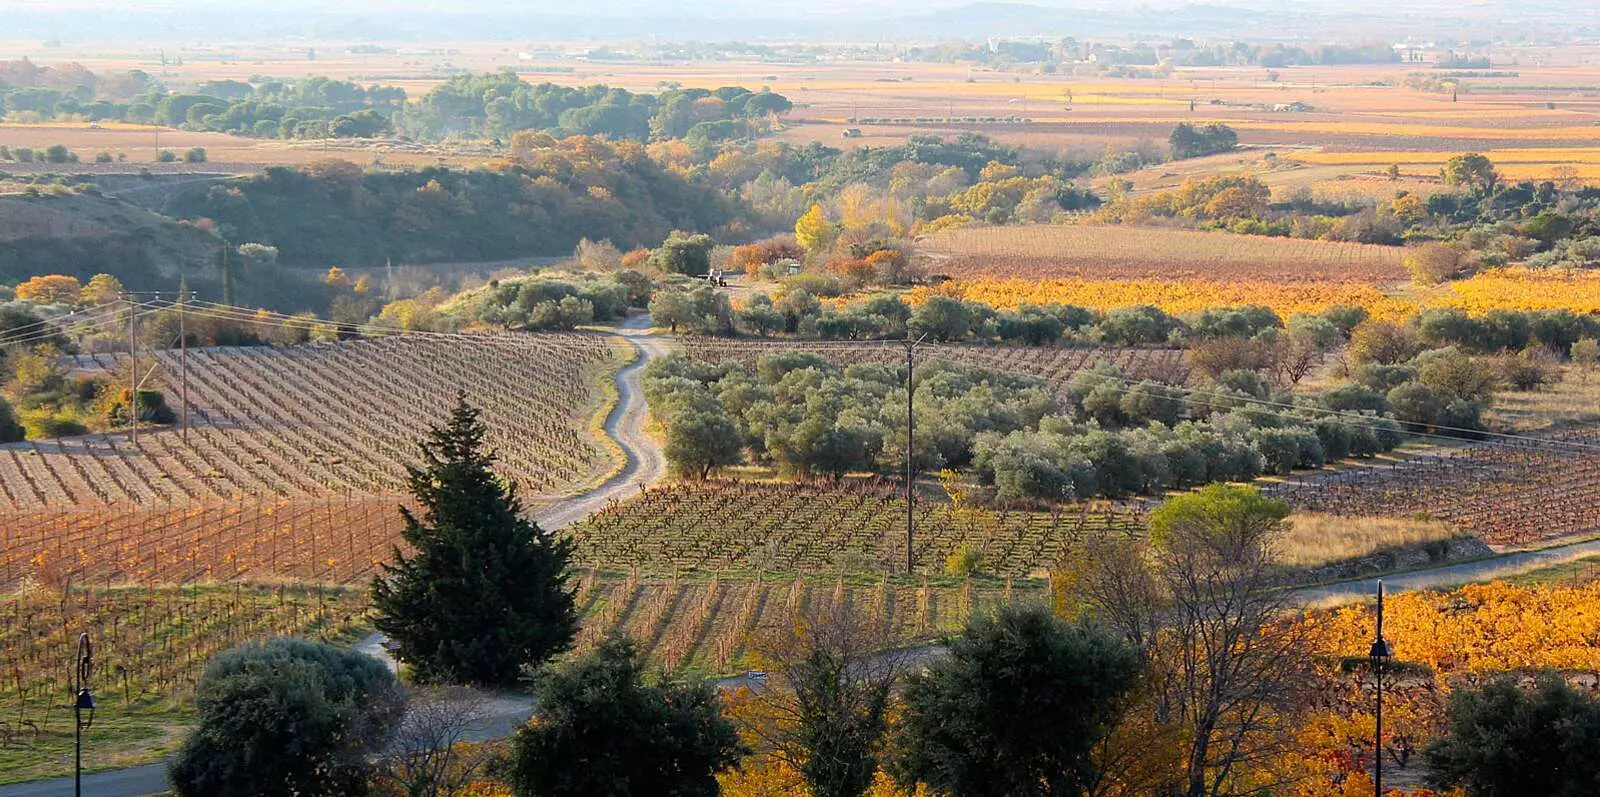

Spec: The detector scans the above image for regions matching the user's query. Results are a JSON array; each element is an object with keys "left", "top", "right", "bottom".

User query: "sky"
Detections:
[{"left": 1, "top": 0, "right": 1595, "bottom": 42}]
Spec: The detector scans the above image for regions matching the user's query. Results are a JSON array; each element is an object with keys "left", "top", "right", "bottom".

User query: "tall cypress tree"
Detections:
[{"left": 372, "top": 394, "right": 577, "bottom": 687}]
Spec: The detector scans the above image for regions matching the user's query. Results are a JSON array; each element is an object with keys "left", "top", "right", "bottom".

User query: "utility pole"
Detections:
[
  {"left": 179, "top": 286, "right": 189, "bottom": 442},
  {"left": 127, "top": 296, "right": 138, "bottom": 444},
  {"left": 903, "top": 334, "right": 926, "bottom": 574}
]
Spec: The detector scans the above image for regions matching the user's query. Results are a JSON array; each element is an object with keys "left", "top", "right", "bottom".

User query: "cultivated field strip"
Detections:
[
  {"left": 2, "top": 584, "right": 369, "bottom": 745},
  {"left": 920, "top": 224, "right": 1409, "bottom": 284},
  {"left": 1, "top": 333, "right": 623, "bottom": 512},
  {"left": 568, "top": 479, "right": 1146, "bottom": 577},
  {"left": 0, "top": 494, "right": 413, "bottom": 590},
  {"left": 569, "top": 570, "right": 1047, "bottom": 673},
  {"left": 679, "top": 338, "right": 1192, "bottom": 388},
  {"left": 1269, "top": 431, "right": 1600, "bottom": 547}
]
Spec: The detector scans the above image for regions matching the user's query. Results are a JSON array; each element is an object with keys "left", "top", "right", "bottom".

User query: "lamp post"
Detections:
[
  {"left": 74, "top": 632, "right": 95, "bottom": 797},
  {"left": 1369, "top": 581, "right": 1394, "bottom": 797}
]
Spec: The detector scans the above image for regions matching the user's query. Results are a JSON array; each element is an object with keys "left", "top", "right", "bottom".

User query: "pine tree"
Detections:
[{"left": 372, "top": 394, "right": 577, "bottom": 687}]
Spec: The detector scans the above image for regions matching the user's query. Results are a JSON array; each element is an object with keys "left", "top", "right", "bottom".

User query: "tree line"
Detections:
[{"left": 641, "top": 352, "right": 1408, "bottom": 501}]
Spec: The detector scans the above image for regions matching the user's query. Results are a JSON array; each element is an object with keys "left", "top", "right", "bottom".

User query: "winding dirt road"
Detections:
[{"left": 535, "top": 312, "right": 670, "bottom": 531}]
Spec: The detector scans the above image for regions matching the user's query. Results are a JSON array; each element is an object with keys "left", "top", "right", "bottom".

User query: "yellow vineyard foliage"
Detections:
[
  {"left": 913, "top": 267, "right": 1600, "bottom": 320},
  {"left": 1306, "top": 580, "right": 1600, "bottom": 674},
  {"left": 1441, "top": 267, "right": 1600, "bottom": 315},
  {"left": 910, "top": 277, "right": 1416, "bottom": 320}
]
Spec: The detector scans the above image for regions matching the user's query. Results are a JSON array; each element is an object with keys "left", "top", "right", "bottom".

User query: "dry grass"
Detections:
[
  {"left": 1278, "top": 513, "right": 1463, "bottom": 568},
  {"left": 0, "top": 122, "right": 495, "bottom": 171},
  {"left": 1488, "top": 367, "right": 1600, "bottom": 434}
]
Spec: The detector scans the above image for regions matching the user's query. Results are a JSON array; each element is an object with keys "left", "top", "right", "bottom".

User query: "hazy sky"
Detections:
[{"left": 3, "top": 0, "right": 1595, "bottom": 42}]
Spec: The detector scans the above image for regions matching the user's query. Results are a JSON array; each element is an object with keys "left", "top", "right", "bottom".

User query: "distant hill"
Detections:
[{"left": 0, "top": 188, "right": 219, "bottom": 290}]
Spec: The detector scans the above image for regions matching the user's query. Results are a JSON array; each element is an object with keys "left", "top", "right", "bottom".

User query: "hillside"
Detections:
[{"left": 0, "top": 188, "right": 219, "bottom": 289}]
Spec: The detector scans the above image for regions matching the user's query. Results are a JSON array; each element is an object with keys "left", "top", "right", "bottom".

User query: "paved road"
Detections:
[{"left": 1296, "top": 536, "right": 1600, "bottom": 607}]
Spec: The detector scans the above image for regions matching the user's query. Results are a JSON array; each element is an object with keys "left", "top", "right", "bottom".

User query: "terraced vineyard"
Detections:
[
  {"left": 567, "top": 479, "right": 1147, "bottom": 577},
  {"left": 1269, "top": 431, "right": 1600, "bottom": 547},
  {"left": 679, "top": 338, "right": 1192, "bottom": 388}
]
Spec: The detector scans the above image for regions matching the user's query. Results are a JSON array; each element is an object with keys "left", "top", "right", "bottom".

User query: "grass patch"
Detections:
[
  {"left": 1278, "top": 513, "right": 1463, "bottom": 569},
  {"left": 1505, "top": 555, "right": 1600, "bottom": 588}
]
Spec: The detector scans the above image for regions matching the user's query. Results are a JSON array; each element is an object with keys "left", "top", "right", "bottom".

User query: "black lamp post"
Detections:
[
  {"left": 1369, "top": 581, "right": 1394, "bottom": 797},
  {"left": 74, "top": 632, "right": 95, "bottom": 797}
]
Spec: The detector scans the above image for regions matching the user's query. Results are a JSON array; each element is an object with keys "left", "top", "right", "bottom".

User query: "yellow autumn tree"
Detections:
[
  {"left": 79, "top": 273, "right": 125, "bottom": 307},
  {"left": 794, "top": 204, "right": 836, "bottom": 252},
  {"left": 15, "top": 275, "right": 82, "bottom": 305}
]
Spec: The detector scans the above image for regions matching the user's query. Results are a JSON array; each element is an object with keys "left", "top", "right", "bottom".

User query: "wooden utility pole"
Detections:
[
  {"left": 127, "top": 295, "right": 138, "bottom": 444},
  {"left": 179, "top": 287, "right": 189, "bottom": 442},
  {"left": 903, "top": 334, "right": 926, "bottom": 574}
]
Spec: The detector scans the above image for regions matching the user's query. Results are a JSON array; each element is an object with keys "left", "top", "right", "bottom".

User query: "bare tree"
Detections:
[
  {"left": 373, "top": 686, "right": 496, "bottom": 797},
  {"left": 739, "top": 600, "right": 907, "bottom": 797},
  {"left": 1067, "top": 486, "right": 1314, "bottom": 797}
]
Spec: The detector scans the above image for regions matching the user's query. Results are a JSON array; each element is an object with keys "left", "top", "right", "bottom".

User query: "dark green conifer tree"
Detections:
[{"left": 372, "top": 393, "right": 577, "bottom": 686}]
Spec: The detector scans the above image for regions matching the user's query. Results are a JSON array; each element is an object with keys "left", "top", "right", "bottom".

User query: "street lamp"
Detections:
[
  {"left": 74, "top": 632, "right": 95, "bottom": 797},
  {"left": 1369, "top": 581, "right": 1394, "bottom": 797}
]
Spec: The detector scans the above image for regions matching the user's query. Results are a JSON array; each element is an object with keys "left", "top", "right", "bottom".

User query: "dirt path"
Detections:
[{"left": 534, "top": 312, "right": 670, "bottom": 531}]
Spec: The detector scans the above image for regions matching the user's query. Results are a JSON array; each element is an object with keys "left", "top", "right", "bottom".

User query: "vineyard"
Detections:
[
  {"left": 28, "top": 332, "right": 624, "bottom": 506},
  {"left": 912, "top": 265, "right": 1600, "bottom": 322},
  {"left": 568, "top": 569, "right": 1041, "bottom": 673},
  {"left": 0, "top": 331, "right": 627, "bottom": 591},
  {"left": 21, "top": 334, "right": 620, "bottom": 508},
  {"left": 919, "top": 224, "right": 1409, "bottom": 284},
  {"left": 913, "top": 275, "right": 1416, "bottom": 321},
  {"left": 1, "top": 494, "right": 413, "bottom": 591},
  {"left": 568, "top": 479, "right": 1146, "bottom": 577},
  {"left": 679, "top": 337, "right": 1193, "bottom": 388},
  {"left": 0, "top": 583, "right": 369, "bottom": 784},
  {"left": 1269, "top": 431, "right": 1600, "bottom": 548}
]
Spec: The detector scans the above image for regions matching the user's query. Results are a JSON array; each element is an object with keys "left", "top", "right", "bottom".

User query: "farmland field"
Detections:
[
  {"left": 913, "top": 275, "right": 1415, "bottom": 320},
  {"left": 13, "top": 44, "right": 1600, "bottom": 180},
  {"left": 1269, "top": 430, "right": 1600, "bottom": 549},
  {"left": 0, "top": 583, "right": 369, "bottom": 784},
  {"left": 919, "top": 223, "right": 1410, "bottom": 283},
  {"left": 0, "top": 331, "right": 627, "bottom": 591},
  {"left": 0, "top": 121, "right": 497, "bottom": 172},
  {"left": 568, "top": 478, "right": 1146, "bottom": 577}
]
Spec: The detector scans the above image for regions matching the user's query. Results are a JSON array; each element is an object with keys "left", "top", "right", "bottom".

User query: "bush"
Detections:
[
  {"left": 1498, "top": 349, "right": 1555, "bottom": 391},
  {"left": 505, "top": 636, "right": 744, "bottom": 797},
  {"left": 887, "top": 605, "right": 1140, "bottom": 796},
  {"left": 184, "top": 147, "right": 208, "bottom": 163},
  {"left": 168, "top": 638, "right": 404, "bottom": 797},
  {"left": 1426, "top": 675, "right": 1600, "bottom": 796},
  {"left": 155, "top": 149, "right": 178, "bottom": 162}
]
